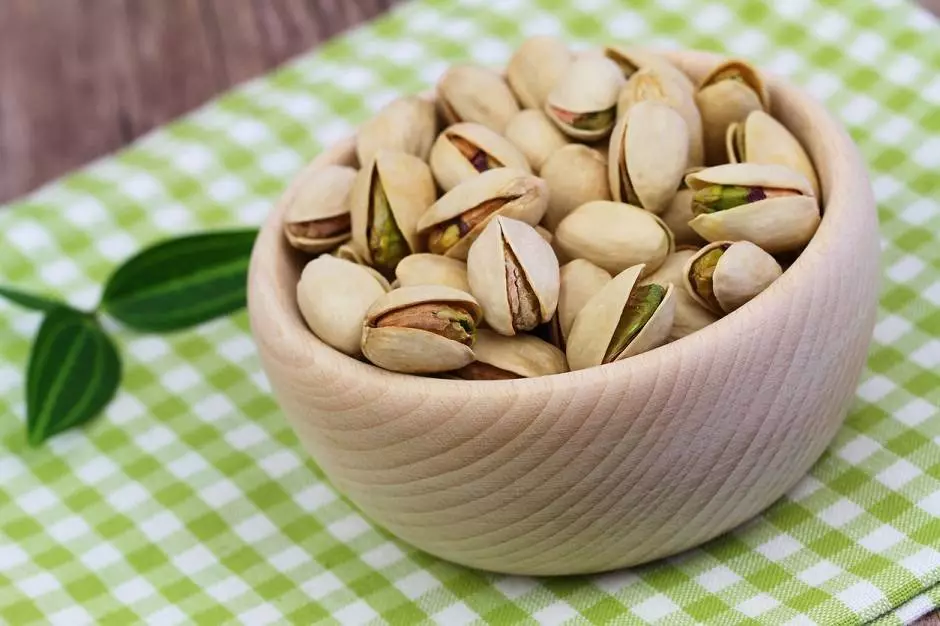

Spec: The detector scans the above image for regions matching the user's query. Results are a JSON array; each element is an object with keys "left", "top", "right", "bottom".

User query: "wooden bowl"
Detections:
[{"left": 247, "top": 49, "right": 880, "bottom": 575}]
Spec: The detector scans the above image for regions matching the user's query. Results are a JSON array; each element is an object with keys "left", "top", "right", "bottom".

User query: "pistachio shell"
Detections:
[
  {"left": 506, "top": 36, "right": 573, "bottom": 109},
  {"left": 603, "top": 46, "right": 695, "bottom": 94},
  {"left": 504, "top": 110, "right": 570, "bottom": 172},
  {"left": 395, "top": 253, "right": 471, "bottom": 292},
  {"left": 333, "top": 241, "right": 369, "bottom": 264},
  {"left": 554, "top": 200, "right": 674, "bottom": 277},
  {"left": 455, "top": 329, "right": 568, "bottom": 378},
  {"left": 659, "top": 169, "right": 706, "bottom": 247},
  {"left": 566, "top": 264, "right": 676, "bottom": 371},
  {"left": 541, "top": 145, "right": 611, "bottom": 231},
  {"left": 545, "top": 55, "right": 625, "bottom": 141},
  {"left": 617, "top": 67, "right": 704, "bottom": 167},
  {"left": 429, "top": 123, "right": 531, "bottom": 192},
  {"left": 356, "top": 97, "right": 437, "bottom": 166},
  {"left": 727, "top": 110, "right": 820, "bottom": 198},
  {"left": 642, "top": 250, "right": 718, "bottom": 340},
  {"left": 361, "top": 285, "right": 482, "bottom": 374},
  {"left": 297, "top": 256, "right": 388, "bottom": 357},
  {"left": 683, "top": 241, "right": 781, "bottom": 314},
  {"left": 608, "top": 100, "right": 689, "bottom": 214},
  {"left": 686, "top": 163, "right": 820, "bottom": 253},
  {"left": 696, "top": 60, "right": 770, "bottom": 164},
  {"left": 437, "top": 65, "right": 520, "bottom": 133},
  {"left": 558, "top": 259, "right": 611, "bottom": 344},
  {"left": 417, "top": 168, "right": 549, "bottom": 260},
  {"left": 467, "top": 216, "right": 560, "bottom": 336},
  {"left": 350, "top": 151, "right": 436, "bottom": 274},
  {"left": 283, "top": 164, "right": 357, "bottom": 254}
]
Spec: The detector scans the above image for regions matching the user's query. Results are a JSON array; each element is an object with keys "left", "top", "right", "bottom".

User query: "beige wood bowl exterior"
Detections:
[{"left": 247, "top": 49, "right": 880, "bottom": 576}]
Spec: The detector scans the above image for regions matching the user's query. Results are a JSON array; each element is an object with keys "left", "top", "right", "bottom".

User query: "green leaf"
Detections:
[
  {"left": 100, "top": 229, "right": 259, "bottom": 332},
  {"left": 0, "top": 285, "right": 66, "bottom": 312},
  {"left": 27, "top": 308, "right": 121, "bottom": 446}
]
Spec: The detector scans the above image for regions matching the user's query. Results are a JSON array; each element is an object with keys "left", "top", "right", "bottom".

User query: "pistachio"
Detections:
[
  {"left": 541, "top": 145, "right": 611, "bottom": 231},
  {"left": 297, "top": 256, "right": 389, "bottom": 357},
  {"left": 429, "top": 123, "right": 531, "bottom": 192},
  {"left": 356, "top": 96, "right": 437, "bottom": 166},
  {"left": 504, "top": 109, "right": 570, "bottom": 172},
  {"left": 395, "top": 253, "right": 471, "bottom": 293},
  {"left": 283, "top": 164, "right": 357, "bottom": 254},
  {"left": 695, "top": 59, "right": 770, "bottom": 164},
  {"left": 557, "top": 259, "right": 612, "bottom": 345},
  {"left": 333, "top": 241, "right": 368, "bottom": 264},
  {"left": 566, "top": 264, "right": 676, "bottom": 370},
  {"left": 608, "top": 100, "right": 689, "bottom": 214},
  {"left": 361, "top": 285, "right": 482, "bottom": 374},
  {"left": 726, "top": 110, "right": 820, "bottom": 198},
  {"left": 554, "top": 200, "right": 674, "bottom": 277},
  {"left": 642, "top": 250, "right": 719, "bottom": 340},
  {"left": 467, "top": 216, "right": 559, "bottom": 336},
  {"left": 417, "top": 168, "right": 549, "bottom": 260},
  {"left": 683, "top": 241, "right": 783, "bottom": 314},
  {"left": 546, "top": 55, "right": 625, "bottom": 140},
  {"left": 659, "top": 168, "right": 706, "bottom": 247},
  {"left": 350, "top": 151, "right": 435, "bottom": 276},
  {"left": 603, "top": 46, "right": 695, "bottom": 94},
  {"left": 437, "top": 65, "right": 520, "bottom": 133},
  {"left": 507, "top": 36, "right": 573, "bottom": 109},
  {"left": 686, "top": 163, "right": 820, "bottom": 253},
  {"left": 452, "top": 329, "right": 568, "bottom": 379}
]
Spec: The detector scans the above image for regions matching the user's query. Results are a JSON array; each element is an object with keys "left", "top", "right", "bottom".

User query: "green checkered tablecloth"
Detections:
[{"left": 1, "top": 0, "right": 938, "bottom": 623}]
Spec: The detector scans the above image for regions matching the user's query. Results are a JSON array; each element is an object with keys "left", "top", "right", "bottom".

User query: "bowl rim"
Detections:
[{"left": 248, "top": 47, "right": 867, "bottom": 395}]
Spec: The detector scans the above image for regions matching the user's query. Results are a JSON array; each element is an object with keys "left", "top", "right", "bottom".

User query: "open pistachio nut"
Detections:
[
  {"left": 566, "top": 264, "right": 676, "bottom": 371},
  {"left": 687, "top": 163, "right": 820, "bottom": 253},
  {"left": 603, "top": 45, "right": 695, "bottom": 94},
  {"left": 557, "top": 259, "right": 612, "bottom": 346},
  {"left": 695, "top": 60, "right": 770, "bottom": 164},
  {"left": 283, "top": 164, "right": 357, "bottom": 254},
  {"left": 361, "top": 285, "right": 482, "bottom": 374},
  {"left": 617, "top": 67, "right": 705, "bottom": 167},
  {"left": 545, "top": 54, "right": 625, "bottom": 141},
  {"left": 350, "top": 151, "right": 436, "bottom": 278},
  {"left": 297, "top": 255, "right": 390, "bottom": 357},
  {"left": 437, "top": 64, "right": 520, "bottom": 133},
  {"left": 451, "top": 329, "right": 568, "bottom": 379},
  {"left": 541, "top": 144, "right": 610, "bottom": 231},
  {"left": 356, "top": 96, "right": 437, "bottom": 166},
  {"left": 467, "top": 216, "right": 560, "bottom": 336},
  {"left": 429, "top": 122, "right": 531, "bottom": 192},
  {"left": 395, "top": 253, "right": 471, "bottom": 293},
  {"left": 417, "top": 168, "right": 549, "bottom": 260},
  {"left": 504, "top": 109, "right": 570, "bottom": 173},
  {"left": 683, "top": 241, "right": 782, "bottom": 315},
  {"left": 608, "top": 100, "right": 689, "bottom": 214},
  {"left": 641, "top": 250, "right": 719, "bottom": 341},
  {"left": 726, "top": 110, "right": 820, "bottom": 199},
  {"left": 554, "top": 200, "right": 674, "bottom": 277},
  {"left": 507, "top": 36, "right": 573, "bottom": 110}
]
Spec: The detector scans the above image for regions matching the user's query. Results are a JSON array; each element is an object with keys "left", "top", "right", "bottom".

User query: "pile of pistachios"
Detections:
[{"left": 284, "top": 39, "right": 821, "bottom": 379}]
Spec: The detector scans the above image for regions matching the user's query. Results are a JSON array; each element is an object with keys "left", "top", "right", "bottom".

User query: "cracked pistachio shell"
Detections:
[
  {"left": 507, "top": 36, "right": 573, "bottom": 109},
  {"left": 417, "top": 168, "right": 549, "bottom": 260},
  {"left": 395, "top": 253, "right": 471, "bottom": 293},
  {"left": 659, "top": 168, "right": 706, "bottom": 247},
  {"left": 504, "top": 110, "right": 570, "bottom": 172},
  {"left": 642, "top": 250, "right": 718, "bottom": 340},
  {"left": 283, "top": 164, "right": 357, "bottom": 254},
  {"left": 695, "top": 59, "right": 770, "bottom": 164},
  {"left": 546, "top": 55, "right": 625, "bottom": 141},
  {"left": 350, "top": 151, "right": 436, "bottom": 275},
  {"left": 467, "top": 216, "right": 560, "bottom": 336},
  {"left": 453, "top": 329, "right": 568, "bottom": 379},
  {"left": 555, "top": 201, "right": 674, "bottom": 277},
  {"left": 437, "top": 65, "right": 520, "bottom": 133},
  {"left": 297, "top": 256, "right": 389, "bottom": 357},
  {"left": 356, "top": 96, "right": 437, "bottom": 166},
  {"left": 617, "top": 67, "right": 704, "bottom": 167},
  {"left": 429, "top": 123, "right": 531, "bottom": 192},
  {"left": 361, "top": 285, "right": 482, "bottom": 374},
  {"left": 686, "top": 163, "right": 820, "bottom": 253},
  {"left": 727, "top": 110, "right": 820, "bottom": 199},
  {"left": 558, "top": 259, "right": 612, "bottom": 344},
  {"left": 566, "top": 264, "right": 676, "bottom": 371},
  {"left": 541, "top": 144, "right": 611, "bottom": 231},
  {"left": 608, "top": 100, "right": 689, "bottom": 214},
  {"left": 603, "top": 46, "right": 695, "bottom": 94},
  {"left": 683, "top": 241, "right": 782, "bottom": 315}
]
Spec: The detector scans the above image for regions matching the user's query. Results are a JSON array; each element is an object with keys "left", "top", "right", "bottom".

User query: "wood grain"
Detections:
[{"left": 247, "top": 50, "right": 882, "bottom": 575}]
